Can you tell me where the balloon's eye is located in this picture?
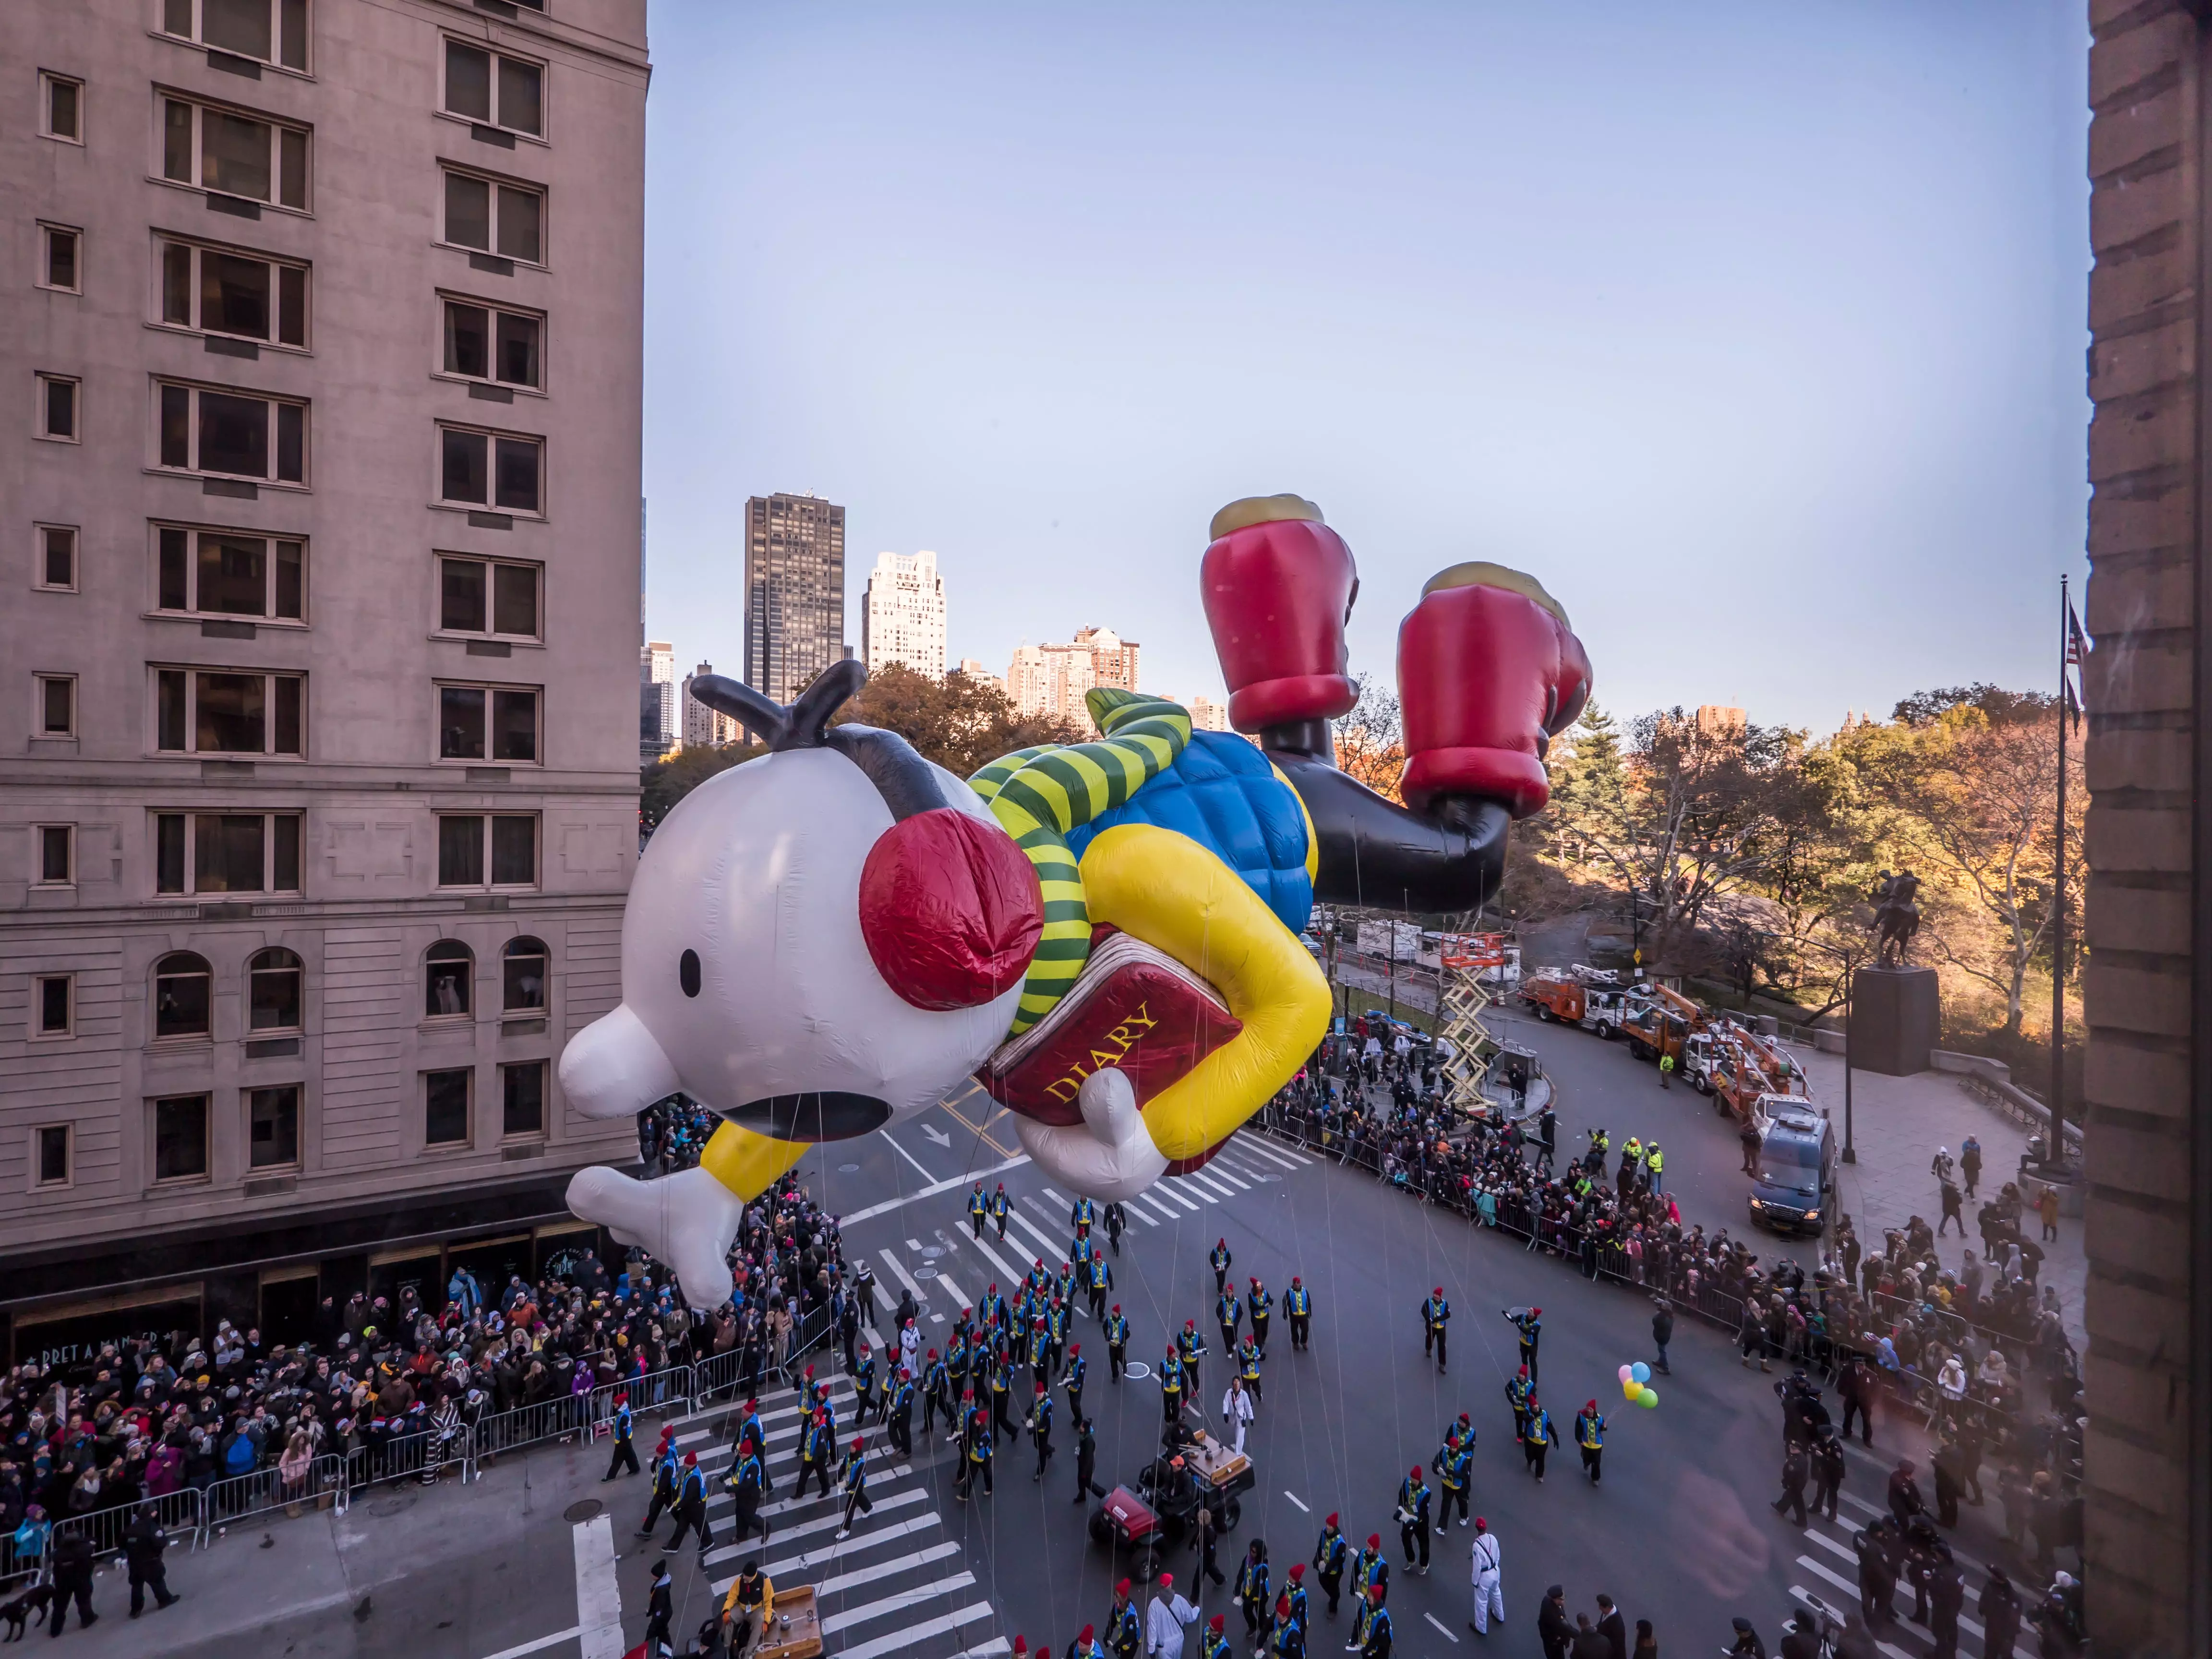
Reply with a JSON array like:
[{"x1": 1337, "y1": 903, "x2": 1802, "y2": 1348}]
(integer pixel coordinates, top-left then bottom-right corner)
[{"x1": 680, "y1": 950, "x2": 701, "y2": 998}]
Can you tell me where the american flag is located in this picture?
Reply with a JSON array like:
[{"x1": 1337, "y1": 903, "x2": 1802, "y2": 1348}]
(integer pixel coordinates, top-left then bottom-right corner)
[{"x1": 2064, "y1": 597, "x2": 2088, "y2": 730}]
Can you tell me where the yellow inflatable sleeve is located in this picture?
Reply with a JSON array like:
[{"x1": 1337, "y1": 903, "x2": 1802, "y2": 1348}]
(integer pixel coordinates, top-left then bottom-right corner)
[
  {"x1": 1077, "y1": 823, "x2": 1332, "y2": 1161},
  {"x1": 701, "y1": 1119, "x2": 811, "y2": 1201}
]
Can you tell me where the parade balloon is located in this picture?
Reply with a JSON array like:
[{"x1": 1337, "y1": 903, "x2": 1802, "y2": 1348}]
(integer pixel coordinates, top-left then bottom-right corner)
[
  {"x1": 556, "y1": 496, "x2": 1593, "y2": 1309},
  {"x1": 1631, "y1": 1362, "x2": 1650, "y2": 1384}
]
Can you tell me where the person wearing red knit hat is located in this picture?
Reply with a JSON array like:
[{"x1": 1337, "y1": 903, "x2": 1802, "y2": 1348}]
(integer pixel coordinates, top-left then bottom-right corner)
[
  {"x1": 1419, "y1": 1287, "x2": 1451, "y2": 1374},
  {"x1": 1068, "y1": 1624, "x2": 1103, "y2": 1659},
  {"x1": 1312, "y1": 1512, "x2": 1346, "y2": 1616},
  {"x1": 1209, "y1": 1238, "x2": 1233, "y2": 1295},
  {"x1": 1202, "y1": 1613, "x2": 1231, "y2": 1659},
  {"x1": 1106, "y1": 1304, "x2": 1130, "y2": 1382},
  {"x1": 1468, "y1": 1517, "x2": 1503, "y2": 1637},
  {"x1": 1108, "y1": 1579, "x2": 1142, "y2": 1659},
  {"x1": 1146, "y1": 1570, "x2": 1198, "y2": 1659}
]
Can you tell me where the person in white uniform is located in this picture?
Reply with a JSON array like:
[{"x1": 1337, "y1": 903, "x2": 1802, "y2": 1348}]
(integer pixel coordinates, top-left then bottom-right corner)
[
  {"x1": 1146, "y1": 1571, "x2": 1198, "y2": 1659},
  {"x1": 1220, "y1": 1377, "x2": 1255, "y2": 1455},
  {"x1": 1468, "y1": 1517, "x2": 1503, "y2": 1636}
]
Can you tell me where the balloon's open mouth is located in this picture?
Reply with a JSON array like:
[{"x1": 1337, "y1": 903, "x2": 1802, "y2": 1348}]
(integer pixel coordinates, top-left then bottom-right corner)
[{"x1": 725, "y1": 1092, "x2": 891, "y2": 1141}]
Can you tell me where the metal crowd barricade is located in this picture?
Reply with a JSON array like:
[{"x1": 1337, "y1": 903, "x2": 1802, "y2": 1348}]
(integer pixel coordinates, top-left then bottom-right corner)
[
  {"x1": 198, "y1": 1452, "x2": 347, "y2": 1539},
  {"x1": 694, "y1": 1346, "x2": 767, "y2": 1406},
  {"x1": 47, "y1": 1486, "x2": 203, "y2": 1566},
  {"x1": 466, "y1": 1362, "x2": 694, "y2": 1478}
]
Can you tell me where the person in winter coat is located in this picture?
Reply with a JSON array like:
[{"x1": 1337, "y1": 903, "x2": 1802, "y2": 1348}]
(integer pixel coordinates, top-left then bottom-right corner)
[
  {"x1": 47, "y1": 1527, "x2": 97, "y2": 1635},
  {"x1": 124, "y1": 1504, "x2": 181, "y2": 1617}
]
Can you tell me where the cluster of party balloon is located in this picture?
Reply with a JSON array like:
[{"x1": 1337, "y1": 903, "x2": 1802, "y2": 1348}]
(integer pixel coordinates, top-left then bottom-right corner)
[{"x1": 1616, "y1": 1362, "x2": 1659, "y2": 1407}]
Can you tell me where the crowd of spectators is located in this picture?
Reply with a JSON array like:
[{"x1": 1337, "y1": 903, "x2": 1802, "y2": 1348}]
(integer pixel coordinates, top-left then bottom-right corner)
[
  {"x1": 1261, "y1": 1029, "x2": 2087, "y2": 1580},
  {"x1": 2, "y1": 1160, "x2": 854, "y2": 1587}
]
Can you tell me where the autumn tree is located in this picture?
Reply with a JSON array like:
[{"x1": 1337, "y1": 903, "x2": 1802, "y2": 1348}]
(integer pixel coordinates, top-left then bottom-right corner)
[
  {"x1": 837, "y1": 663, "x2": 1086, "y2": 776},
  {"x1": 1334, "y1": 672, "x2": 1405, "y2": 800}
]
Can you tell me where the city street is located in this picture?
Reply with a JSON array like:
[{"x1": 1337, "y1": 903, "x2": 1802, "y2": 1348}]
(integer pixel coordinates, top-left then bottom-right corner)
[{"x1": 63, "y1": 1068, "x2": 2038, "y2": 1659}]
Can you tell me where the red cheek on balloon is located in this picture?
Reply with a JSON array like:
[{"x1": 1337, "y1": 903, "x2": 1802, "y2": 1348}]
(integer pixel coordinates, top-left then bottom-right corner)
[{"x1": 858, "y1": 808, "x2": 1044, "y2": 1010}]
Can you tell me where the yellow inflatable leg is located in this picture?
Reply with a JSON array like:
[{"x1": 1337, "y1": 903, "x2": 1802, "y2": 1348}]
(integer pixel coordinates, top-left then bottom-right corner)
[
  {"x1": 1077, "y1": 823, "x2": 1332, "y2": 1161},
  {"x1": 700, "y1": 1119, "x2": 810, "y2": 1202}
]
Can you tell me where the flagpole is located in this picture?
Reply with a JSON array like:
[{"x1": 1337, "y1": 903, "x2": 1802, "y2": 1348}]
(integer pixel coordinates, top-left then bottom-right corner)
[{"x1": 2052, "y1": 575, "x2": 2069, "y2": 1144}]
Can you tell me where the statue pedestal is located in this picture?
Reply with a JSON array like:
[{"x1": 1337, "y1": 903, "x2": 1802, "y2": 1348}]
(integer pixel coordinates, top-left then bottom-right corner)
[{"x1": 1851, "y1": 967, "x2": 1940, "y2": 1076}]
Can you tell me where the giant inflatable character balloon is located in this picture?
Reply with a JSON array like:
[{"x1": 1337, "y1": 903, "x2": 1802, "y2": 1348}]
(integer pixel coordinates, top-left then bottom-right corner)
[{"x1": 561, "y1": 495, "x2": 1591, "y2": 1307}]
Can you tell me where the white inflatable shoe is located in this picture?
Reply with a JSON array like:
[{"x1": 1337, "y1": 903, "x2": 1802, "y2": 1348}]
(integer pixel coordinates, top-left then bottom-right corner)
[{"x1": 565, "y1": 1165, "x2": 743, "y2": 1310}]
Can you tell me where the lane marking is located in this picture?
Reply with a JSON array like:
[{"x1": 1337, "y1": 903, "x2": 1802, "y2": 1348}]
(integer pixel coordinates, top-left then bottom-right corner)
[
  {"x1": 842, "y1": 1155, "x2": 1030, "y2": 1225},
  {"x1": 1150, "y1": 1186, "x2": 1202, "y2": 1215},
  {"x1": 1425, "y1": 1612, "x2": 1460, "y2": 1643},
  {"x1": 937, "y1": 1091, "x2": 1016, "y2": 1157},
  {"x1": 1042, "y1": 1187, "x2": 1068, "y2": 1206},
  {"x1": 810, "y1": 1539, "x2": 962, "y2": 1597},
  {"x1": 762, "y1": 1510, "x2": 946, "y2": 1576},
  {"x1": 704, "y1": 1489, "x2": 927, "y2": 1563},
  {"x1": 884, "y1": 1134, "x2": 939, "y2": 1184},
  {"x1": 1004, "y1": 1205, "x2": 1064, "y2": 1264},
  {"x1": 874, "y1": 1245, "x2": 930, "y2": 1306},
  {"x1": 820, "y1": 1572, "x2": 977, "y2": 1635},
  {"x1": 1124, "y1": 1200, "x2": 1160, "y2": 1227},
  {"x1": 1133, "y1": 1191, "x2": 1183, "y2": 1223},
  {"x1": 1282, "y1": 1491, "x2": 1309, "y2": 1512},
  {"x1": 1199, "y1": 1164, "x2": 1251, "y2": 1193},
  {"x1": 931, "y1": 1262, "x2": 974, "y2": 1313},
  {"x1": 571, "y1": 1514, "x2": 624, "y2": 1659},
  {"x1": 1236, "y1": 1134, "x2": 1307, "y2": 1168},
  {"x1": 963, "y1": 1231, "x2": 1028, "y2": 1288},
  {"x1": 1169, "y1": 1177, "x2": 1219, "y2": 1205}
]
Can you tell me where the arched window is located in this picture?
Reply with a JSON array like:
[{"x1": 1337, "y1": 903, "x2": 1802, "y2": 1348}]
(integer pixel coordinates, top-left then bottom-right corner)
[
  {"x1": 502, "y1": 936, "x2": 547, "y2": 1013},
  {"x1": 248, "y1": 947, "x2": 303, "y2": 1032},
  {"x1": 153, "y1": 951, "x2": 212, "y2": 1039},
  {"x1": 425, "y1": 940, "x2": 473, "y2": 1019}
]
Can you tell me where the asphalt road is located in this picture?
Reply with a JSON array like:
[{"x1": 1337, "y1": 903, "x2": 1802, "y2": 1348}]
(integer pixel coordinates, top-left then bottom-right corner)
[{"x1": 93, "y1": 1055, "x2": 2004, "y2": 1659}]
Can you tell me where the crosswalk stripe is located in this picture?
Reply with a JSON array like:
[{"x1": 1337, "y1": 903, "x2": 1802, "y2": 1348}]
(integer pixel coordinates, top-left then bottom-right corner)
[
  {"x1": 1169, "y1": 1176, "x2": 1219, "y2": 1204},
  {"x1": 954, "y1": 1640, "x2": 1012, "y2": 1659},
  {"x1": 1795, "y1": 1554, "x2": 1861, "y2": 1602},
  {"x1": 1004, "y1": 1205, "x2": 1064, "y2": 1264},
  {"x1": 1041, "y1": 1187, "x2": 1067, "y2": 1207},
  {"x1": 1191, "y1": 1167, "x2": 1243, "y2": 1198},
  {"x1": 1235, "y1": 1132, "x2": 1308, "y2": 1168},
  {"x1": 1123, "y1": 1199, "x2": 1160, "y2": 1226},
  {"x1": 930, "y1": 1261, "x2": 974, "y2": 1314},
  {"x1": 814, "y1": 1539, "x2": 962, "y2": 1596},
  {"x1": 962, "y1": 1232, "x2": 1029, "y2": 1289},
  {"x1": 756, "y1": 1463, "x2": 912, "y2": 1516},
  {"x1": 1838, "y1": 1490, "x2": 1883, "y2": 1519},
  {"x1": 1199, "y1": 1162, "x2": 1252, "y2": 1192},
  {"x1": 877, "y1": 1245, "x2": 932, "y2": 1306},
  {"x1": 762, "y1": 1510, "x2": 945, "y2": 1577},
  {"x1": 836, "y1": 1600, "x2": 995, "y2": 1659},
  {"x1": 1801, "y1": 1526, "x2": 1853, "y2": 1564},
  {"x1": 821, "y1": 1572, "x2": 978, "y2": 1635},
  {"x1": 1150, "y1": 1184, "x2": 1202, "y2": 1214},
  {"x1": 1211, "y1": 1151, "x2": 1271, "y2": 1183},
  {"x1": 703, "y1": 1489, "x2": 928, "y2": 1563}
]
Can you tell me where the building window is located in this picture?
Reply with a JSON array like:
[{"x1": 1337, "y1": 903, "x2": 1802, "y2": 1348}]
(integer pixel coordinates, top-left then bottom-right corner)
[
  {"x1": 153, "y1": 1093, "x2": 210, "y2": 1180},
  {"x1": 156, "y1": 527, "x2": 305, "y2": 621},
  {"x1": 443, "y1": 39, "x2": 543, "y2": 138},
  {"x1": 160, "y1": 0, "x2": 311, "y2": 72},
  {"x1": 35, "y1": 825, "x2": 74, "y2": 887},
  {"x1": 36, "y1": 525, "x2": 78, "y2": 591},
  {"x1": 154, "y1": 668, "x2": 305, "y2": 757},
  {"x1": 153, "y1": 812, "x2": 302, "y2": 895},
  {"x1": 440, "y1": 168, "x2": 541, "y2": 264},
  {"x1": 39, "y1": 224, "x2": 82, "y2": 293},
  {"x1": 436, "y1": 814, "x2": 537, "y2": 890},
  {"x1": 36, "y1": 373, "x2": 79, "y2": 442},
  {"x1": 248, "y1": 946, "x2": 302, "y2": 1030},
  {"x1": 437, "y1": 424, "x2": 541, "y2": 515},
  {"x1": 41, "y1": 73, "x2": 84, "y2": 144},
  {"x1": 502, "y1": 936, "x2": 547, "y2": 1012},
  {"x1": 153, "y1": 952, "x2": 213, "y2": 1039},
  {"x1": 500, "y1": 1060, "x2": 545, "y2": 1137},
  {"x1": 423, "y1": 1068, "x2": 472, "y2": 1146},
  {"x1": 156, "y1": 381, "x2": 307, "y2": 484},
  {"x1": 425, "y1": 940, "x2": 473, "y2": 1018},
  {"x1": 440, "y1": 298, "x2": 541, "y2": 390},
  {"x1": 35, "y1": 976, "x2": 73, "y2": 1039},
  {"x1": 437, "y1": 682, "x2": 538, "y2": 763},
  {"x1": 157, "y1": 238, "x2": 309, "y2": 348},
  {"x1": 437, "y1": 556, "x2": 539, "y2": 639},
  {"x1": 247, "y1": 1083, "x2": 300, "y2": 1168},
  {"x1": 35, "y1": 674, "x2": 76, "y2": 737},
  {"x1": 159, "y1": 94, "x2": 310, "y2": 210},
  {"x1": 35, "y1": 1124, "x2": 72, "y2": 1186}
]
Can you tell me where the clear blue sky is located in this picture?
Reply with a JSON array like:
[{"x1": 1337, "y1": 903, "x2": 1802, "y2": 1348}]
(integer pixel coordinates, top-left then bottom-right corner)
[{"x1": 641, "y1": 0, "x2": 2088, "y2": 734}]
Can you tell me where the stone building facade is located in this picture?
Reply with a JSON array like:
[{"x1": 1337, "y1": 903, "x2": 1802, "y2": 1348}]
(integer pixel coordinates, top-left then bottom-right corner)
[{"x1": 0, "y1": 0, "x2": 649, "y2": 1360}]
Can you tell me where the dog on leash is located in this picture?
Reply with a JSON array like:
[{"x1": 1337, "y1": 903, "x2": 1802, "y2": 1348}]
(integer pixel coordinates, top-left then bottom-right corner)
[{"x1": 0, "y1": 1581, "x2": 54, "y2": 1641}]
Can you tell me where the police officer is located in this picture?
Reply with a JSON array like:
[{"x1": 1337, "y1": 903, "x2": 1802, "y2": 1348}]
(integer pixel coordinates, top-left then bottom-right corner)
[
  {"x1": 1853, "y1": 1517, "x2": 1896, "y2": 1627},
  {"x1": 1312, "y1": 1514, "x2": 1347, "y2": 1616},
  {"x1": 970, "y1": 1183, "x2": 990, "y2": 1238},
  {"x1": 1107, "y1": 1305, "x2": 1130, "y2": 1382},
  {"x1": 602, "y1": 1389, "x2": 640, "y2": 1480},
  {"x1": 1247, "y1": 1277, "x2": 1272, "y2": 1357},
  {"x1": 1284, "y1": 1277, "x2": 1312, "y2": 1352},
  {"x1": 835, "y1": 1435, "x2": 873, "y2": 1540},
  {"x1": 1419, "y1": 1288, "x2": 1450, "y2": 1373},
  {"x1": 1573, "y1": 1402, "x2": 1606, "y2": 1485},
  {"x1": 1210, "y1": 1238, "x2": 1234, "y2": 1294},
  {"x1": 1397, "y1": 1466, "x2": 1432, "y2": 1572},
  {"x1": 1810, "y1": 1427, "x2": 1845, "y2": 1522},
  {"x1": 1075, "y1": 1415, "x2": 1102, "y2": 1504},
  {"x1": 123, "y1": 1504, "x2": 180, "y2": 1617}
]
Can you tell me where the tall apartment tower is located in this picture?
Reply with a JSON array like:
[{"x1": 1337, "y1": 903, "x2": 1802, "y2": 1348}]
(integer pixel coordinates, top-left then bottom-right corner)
[
  {"x1": 860, "y1": 550, "x2": 945, "y2": 679},
  {"x1": 743, "y1": 493, "x2": 845, "y2": 703},
  {"x1": 679, "y1": 662, "x2": 739, "y2": 749},
  {"x1": 640, "y1": 639, "x2": 675, "y2": 759},
  {"x1": 0, "y1": 0, "x2": 649, "y2": 1362}
]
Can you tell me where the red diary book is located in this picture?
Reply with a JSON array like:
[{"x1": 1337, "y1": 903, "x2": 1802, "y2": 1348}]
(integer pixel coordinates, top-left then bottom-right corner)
[{"x1": 980, "y1": 930, "x2": 1243, "y2": 1127}]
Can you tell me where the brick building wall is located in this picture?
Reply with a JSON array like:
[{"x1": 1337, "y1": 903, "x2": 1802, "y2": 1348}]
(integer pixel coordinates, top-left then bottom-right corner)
[{"x1": 2082, "y1": 3, "x2": 2211, "y2": 1652}]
